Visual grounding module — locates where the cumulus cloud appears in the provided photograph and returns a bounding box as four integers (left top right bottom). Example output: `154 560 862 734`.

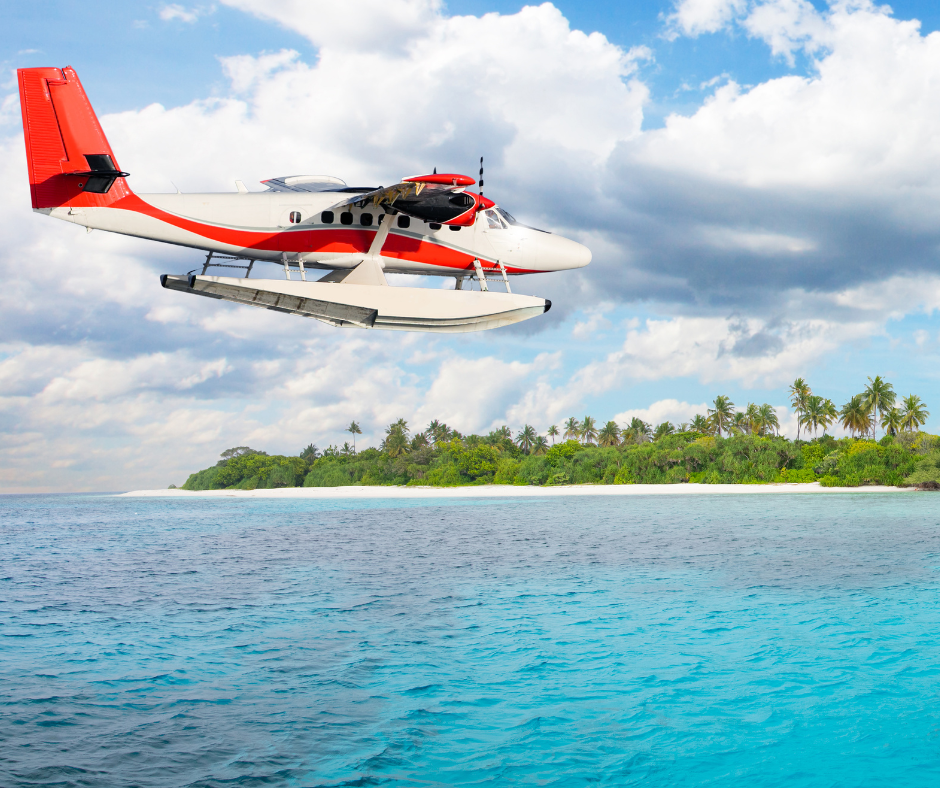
4 0 940 489
614 398 709 427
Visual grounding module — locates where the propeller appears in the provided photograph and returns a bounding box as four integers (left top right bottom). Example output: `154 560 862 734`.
478 157 484 197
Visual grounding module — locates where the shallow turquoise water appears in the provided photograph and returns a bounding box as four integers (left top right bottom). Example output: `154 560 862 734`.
2 492 940 786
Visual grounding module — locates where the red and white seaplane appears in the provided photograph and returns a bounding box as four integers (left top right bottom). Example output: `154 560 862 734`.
18 66 590 332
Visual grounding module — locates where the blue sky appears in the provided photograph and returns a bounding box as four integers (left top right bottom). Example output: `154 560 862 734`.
3 0 940 491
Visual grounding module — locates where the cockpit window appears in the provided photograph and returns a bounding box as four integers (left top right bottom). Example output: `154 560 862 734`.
484 209 506 229
496 207 517 225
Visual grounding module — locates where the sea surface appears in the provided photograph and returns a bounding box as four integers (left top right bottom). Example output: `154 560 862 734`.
2 492 940 787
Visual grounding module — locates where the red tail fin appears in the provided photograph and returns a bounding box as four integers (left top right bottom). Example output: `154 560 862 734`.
18 66 131 210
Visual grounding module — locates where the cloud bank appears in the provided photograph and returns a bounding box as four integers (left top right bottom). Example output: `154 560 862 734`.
3 0 940 490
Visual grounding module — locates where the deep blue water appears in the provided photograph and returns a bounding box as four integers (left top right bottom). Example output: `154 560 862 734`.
2 492 940 787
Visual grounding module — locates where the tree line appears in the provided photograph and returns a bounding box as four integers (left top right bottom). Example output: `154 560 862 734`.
293 377 928 461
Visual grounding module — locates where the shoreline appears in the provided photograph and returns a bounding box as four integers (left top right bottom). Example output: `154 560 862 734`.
120 482 915 499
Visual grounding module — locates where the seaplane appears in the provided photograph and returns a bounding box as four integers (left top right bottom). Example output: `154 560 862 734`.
17 66 591 332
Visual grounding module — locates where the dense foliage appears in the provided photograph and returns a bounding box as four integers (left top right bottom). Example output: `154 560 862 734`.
181 431 937 490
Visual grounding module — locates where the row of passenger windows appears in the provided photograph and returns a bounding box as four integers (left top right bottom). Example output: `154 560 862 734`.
305 212 460 231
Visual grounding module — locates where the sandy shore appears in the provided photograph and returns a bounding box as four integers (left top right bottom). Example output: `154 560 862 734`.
121 483 914 499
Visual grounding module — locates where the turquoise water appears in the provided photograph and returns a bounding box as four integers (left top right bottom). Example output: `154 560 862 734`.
2 493 940 786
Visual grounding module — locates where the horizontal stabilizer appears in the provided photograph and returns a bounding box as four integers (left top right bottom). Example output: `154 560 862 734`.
160 275 550 333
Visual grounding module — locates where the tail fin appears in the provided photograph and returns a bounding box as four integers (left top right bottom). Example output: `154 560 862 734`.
18 66 131 211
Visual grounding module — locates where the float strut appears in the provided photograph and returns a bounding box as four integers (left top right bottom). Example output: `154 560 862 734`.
473 259 488 292
498 261 511 294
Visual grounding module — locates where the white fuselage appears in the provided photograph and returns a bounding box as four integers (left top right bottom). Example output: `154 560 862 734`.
47 191 592 277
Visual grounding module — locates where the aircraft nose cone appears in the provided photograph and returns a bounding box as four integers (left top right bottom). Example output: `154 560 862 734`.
551 234 591 270
571 240 591 269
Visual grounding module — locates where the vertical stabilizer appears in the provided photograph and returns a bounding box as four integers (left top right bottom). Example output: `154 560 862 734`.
18 66 131 210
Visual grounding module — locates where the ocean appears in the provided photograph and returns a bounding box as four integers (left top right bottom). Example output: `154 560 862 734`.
2 491 940 787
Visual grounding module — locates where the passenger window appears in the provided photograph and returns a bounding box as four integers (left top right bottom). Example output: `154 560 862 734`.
360 213 373 226
429 222 442 230
321 211 334 224
289 211 302 224
449 225 461 231
397 215 410 229
340 212 353 225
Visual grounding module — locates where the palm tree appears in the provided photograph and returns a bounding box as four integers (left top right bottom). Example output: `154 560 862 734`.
821 398 837 436
839 394 869 438
901 394 929 432
346 420 362 453
708 395 735 437
341 441 354 456
800 395 827 439
622 417 651 444
427 419 444 444
563 417 581 441
840 394 869 438
690 414 711 435
789 378 812 442
516 424 537 454
862 376 896 439
743 403 760 435
580 416 598 445
598 420 621 447
383 419 409 457
758 404 779 436
547 425 560 444
881 407 904 437
653 421 675 440
495 425 512 441
532 436 549 455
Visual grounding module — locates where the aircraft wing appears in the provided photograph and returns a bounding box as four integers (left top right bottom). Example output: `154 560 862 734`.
328 173 481 227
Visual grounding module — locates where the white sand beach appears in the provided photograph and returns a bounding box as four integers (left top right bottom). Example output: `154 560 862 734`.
121 483 915 499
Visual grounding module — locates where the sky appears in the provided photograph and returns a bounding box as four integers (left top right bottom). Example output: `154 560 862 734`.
3 0 940 492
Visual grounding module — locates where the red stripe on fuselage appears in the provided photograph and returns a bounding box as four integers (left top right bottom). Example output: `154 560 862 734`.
109 194 533 272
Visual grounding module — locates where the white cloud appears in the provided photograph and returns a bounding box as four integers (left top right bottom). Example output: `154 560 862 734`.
6 0 940 490
667 0 747 38
159 4 202 23
614 398 708 427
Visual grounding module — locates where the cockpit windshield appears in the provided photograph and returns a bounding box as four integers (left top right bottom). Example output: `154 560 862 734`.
496 207 517 225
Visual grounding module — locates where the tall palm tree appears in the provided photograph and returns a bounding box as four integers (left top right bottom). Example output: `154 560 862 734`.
427 419 444 444
840 394 869 438
789 378 812 442
653 421 675 440
516 424 537 454
862 376 896 439
547 425 560 444
346 420 362 453
708 395 735 437
629 417 652 443
821 398 838 436
563 417 581 441
598 420 621 447
758 404 779 436
690 414 711 435
800 395 827 439
881 407 904 437
532 435 549 455
901 394 929 432
839 394 868 438
580 416 598 445
383 431 408 457
743 403 760 435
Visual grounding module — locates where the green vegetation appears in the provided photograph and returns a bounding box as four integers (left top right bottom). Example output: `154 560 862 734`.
183 390 940 490
179 378 934 491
